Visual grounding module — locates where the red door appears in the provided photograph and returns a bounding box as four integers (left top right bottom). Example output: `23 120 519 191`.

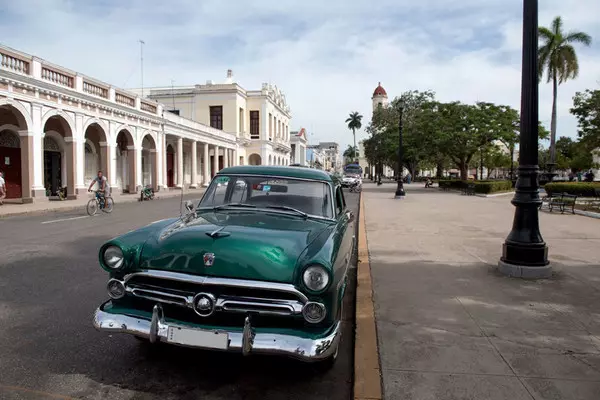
167 152 174 187
0 147 22 198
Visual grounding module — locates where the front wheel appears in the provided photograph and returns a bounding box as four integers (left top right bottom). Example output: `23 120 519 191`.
102 197 114 213
86 198 98 216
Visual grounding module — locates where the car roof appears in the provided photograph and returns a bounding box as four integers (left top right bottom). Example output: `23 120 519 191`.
217 165 335 183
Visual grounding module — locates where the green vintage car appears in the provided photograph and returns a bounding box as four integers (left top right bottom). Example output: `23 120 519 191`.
93 165 355 366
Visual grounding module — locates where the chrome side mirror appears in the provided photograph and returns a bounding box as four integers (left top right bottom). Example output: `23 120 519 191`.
185 200 194 213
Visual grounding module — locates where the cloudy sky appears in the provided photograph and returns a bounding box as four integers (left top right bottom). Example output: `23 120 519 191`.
1 0 599 150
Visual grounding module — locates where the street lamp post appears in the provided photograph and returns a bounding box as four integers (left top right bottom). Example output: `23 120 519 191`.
498 0 550 278
395 105 406 198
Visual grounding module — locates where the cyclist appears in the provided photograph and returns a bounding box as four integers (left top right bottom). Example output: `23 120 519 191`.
88 170 110 208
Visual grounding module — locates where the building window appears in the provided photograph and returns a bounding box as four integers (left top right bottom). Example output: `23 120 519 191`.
250 111 260 139
210 106 223 130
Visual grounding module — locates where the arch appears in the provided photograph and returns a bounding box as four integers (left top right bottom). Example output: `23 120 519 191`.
115 128 135 149
41 109 75 137
0 98 32 131
43 130 66 152
85 138 98 155
140 131 157 150
167 144 175 153
0 130 21 148
248 153 261 166
84 122 107 143
115 124 136 147
0 124 22 134
82 117 109 140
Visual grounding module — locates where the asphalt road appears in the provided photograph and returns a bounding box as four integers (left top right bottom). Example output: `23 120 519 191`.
0 191 359 400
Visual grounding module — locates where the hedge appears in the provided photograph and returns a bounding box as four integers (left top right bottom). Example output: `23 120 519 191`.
544 182 600 197
438 179 513 194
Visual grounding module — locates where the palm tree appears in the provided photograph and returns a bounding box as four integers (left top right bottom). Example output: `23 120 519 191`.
343 145 358 161
538 16 592 165
345 112 363 162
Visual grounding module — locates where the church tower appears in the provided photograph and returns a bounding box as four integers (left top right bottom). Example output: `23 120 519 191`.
372 82 388 111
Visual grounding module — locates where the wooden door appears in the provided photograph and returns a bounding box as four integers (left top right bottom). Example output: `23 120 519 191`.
0 146 22 198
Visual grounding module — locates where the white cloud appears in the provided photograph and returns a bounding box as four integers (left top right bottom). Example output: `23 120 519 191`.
1 0 599 150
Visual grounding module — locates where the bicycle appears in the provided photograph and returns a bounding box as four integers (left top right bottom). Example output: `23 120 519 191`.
87 190 114 216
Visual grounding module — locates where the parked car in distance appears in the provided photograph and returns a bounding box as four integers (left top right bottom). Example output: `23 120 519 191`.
93 165 355 367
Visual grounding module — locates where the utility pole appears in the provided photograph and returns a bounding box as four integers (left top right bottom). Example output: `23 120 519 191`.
139 40 145 97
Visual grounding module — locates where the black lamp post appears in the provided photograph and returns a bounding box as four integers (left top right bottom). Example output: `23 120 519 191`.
395 105 406 198
498 0 551 278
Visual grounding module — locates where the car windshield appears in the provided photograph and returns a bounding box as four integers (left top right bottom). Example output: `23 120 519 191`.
198 175 334 218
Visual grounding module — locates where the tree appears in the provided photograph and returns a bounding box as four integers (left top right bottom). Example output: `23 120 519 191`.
367 90 437 177
571 89 600 149
343 145 358 161
345 112 363 162
538 16 592 165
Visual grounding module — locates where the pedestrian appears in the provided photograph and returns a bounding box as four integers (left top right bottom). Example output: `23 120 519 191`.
0 170 5 205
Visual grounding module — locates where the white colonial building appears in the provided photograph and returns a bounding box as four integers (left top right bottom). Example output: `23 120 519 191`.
130 69 291 169
290 128 308 166
0 45 291 203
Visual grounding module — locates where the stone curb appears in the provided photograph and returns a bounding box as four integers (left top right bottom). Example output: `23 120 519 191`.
574 209 600 219
0 191 204 219
354 191 383 400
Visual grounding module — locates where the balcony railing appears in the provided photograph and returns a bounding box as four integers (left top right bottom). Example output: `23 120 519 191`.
83 81 108 99
41 67 74 88
141 101 157 114
115 92 135 107
0 51 29 74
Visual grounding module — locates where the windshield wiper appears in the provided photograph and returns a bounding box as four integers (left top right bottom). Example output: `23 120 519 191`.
213 203 257 210
264 205 307 218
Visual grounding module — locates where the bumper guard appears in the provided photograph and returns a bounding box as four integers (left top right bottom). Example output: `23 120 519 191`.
93 302 341 362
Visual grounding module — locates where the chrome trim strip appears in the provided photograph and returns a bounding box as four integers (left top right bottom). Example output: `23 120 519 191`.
123 270 309 303
93 302 341 362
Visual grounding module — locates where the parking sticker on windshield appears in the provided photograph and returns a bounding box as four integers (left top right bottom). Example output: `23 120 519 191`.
262 185 271 192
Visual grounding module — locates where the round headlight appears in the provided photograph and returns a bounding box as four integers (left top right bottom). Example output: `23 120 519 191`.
302 265 330 292
103 246 124 269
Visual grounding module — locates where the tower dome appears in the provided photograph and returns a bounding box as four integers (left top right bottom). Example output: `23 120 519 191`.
372 82 388 111
372 82 387 97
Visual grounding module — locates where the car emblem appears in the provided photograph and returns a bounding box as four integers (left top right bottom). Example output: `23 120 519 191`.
203 253 215 267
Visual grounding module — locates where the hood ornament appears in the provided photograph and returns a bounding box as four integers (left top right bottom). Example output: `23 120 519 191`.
206 226 230 238
203 253 215 267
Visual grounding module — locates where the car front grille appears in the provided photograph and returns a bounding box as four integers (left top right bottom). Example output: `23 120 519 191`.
121 270 306 318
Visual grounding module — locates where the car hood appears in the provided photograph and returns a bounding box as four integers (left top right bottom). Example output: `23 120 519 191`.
138 211 332 283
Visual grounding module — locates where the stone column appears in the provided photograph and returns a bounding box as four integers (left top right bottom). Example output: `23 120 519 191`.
203 143 210 186
17 132 34 203
30 105 45 198
224 147 229 168
190 140 198 188
64 137 78 199
75 115 85 193
162 132 168 190
213 145 220 177
151 149 159 190
176 137 183 189
127 145 139 193
234 147 239 166
99 142 111 183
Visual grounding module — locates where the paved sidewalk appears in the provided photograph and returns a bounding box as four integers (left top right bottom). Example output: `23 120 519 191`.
0 188 205 218
363 183 600 400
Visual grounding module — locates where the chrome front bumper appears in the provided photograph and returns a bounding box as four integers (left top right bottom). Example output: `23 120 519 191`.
93 302 341 362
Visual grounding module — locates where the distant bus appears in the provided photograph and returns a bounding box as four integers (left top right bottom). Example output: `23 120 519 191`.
343 163 363 176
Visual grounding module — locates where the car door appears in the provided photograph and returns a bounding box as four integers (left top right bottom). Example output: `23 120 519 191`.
332 184 353 300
